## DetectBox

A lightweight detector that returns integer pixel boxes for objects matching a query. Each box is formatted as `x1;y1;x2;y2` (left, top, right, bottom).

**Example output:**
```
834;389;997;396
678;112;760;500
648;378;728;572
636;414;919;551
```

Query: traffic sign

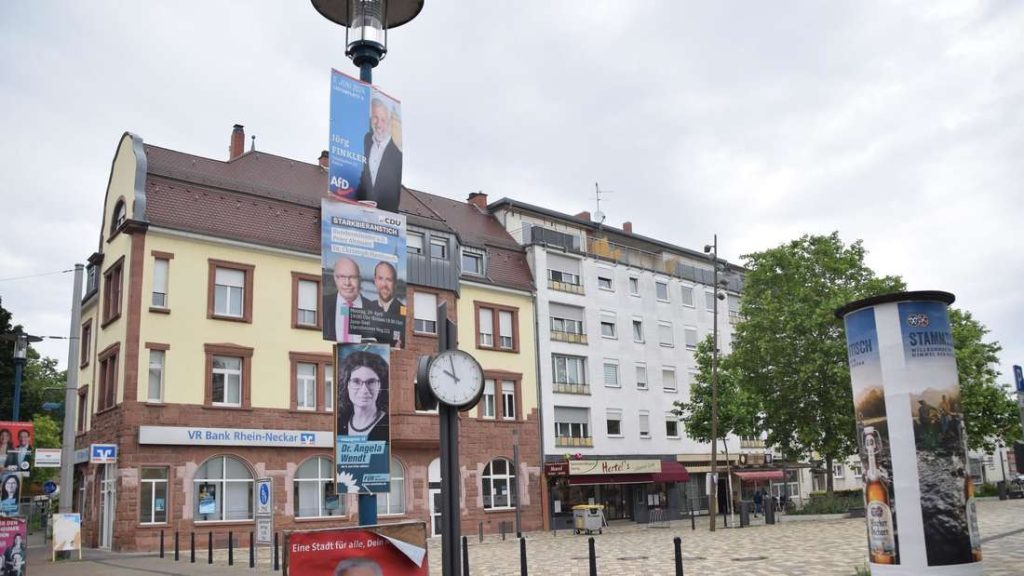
1014;365;1023;393
43;481;57;495
256;478;273;516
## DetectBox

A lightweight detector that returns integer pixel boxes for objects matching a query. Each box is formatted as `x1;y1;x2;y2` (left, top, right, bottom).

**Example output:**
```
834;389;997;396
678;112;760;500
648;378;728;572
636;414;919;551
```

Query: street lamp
3;330;43;421
703;235;727;531
311;0;425;82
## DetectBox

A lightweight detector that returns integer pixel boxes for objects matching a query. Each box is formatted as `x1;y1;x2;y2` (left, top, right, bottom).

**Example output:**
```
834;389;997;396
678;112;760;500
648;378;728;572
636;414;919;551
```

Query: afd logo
300;433;316;446
90;444;118;463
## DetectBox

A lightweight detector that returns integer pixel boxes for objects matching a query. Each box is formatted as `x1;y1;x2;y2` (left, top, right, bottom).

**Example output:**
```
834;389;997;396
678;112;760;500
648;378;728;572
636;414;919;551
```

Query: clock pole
437;301;462;576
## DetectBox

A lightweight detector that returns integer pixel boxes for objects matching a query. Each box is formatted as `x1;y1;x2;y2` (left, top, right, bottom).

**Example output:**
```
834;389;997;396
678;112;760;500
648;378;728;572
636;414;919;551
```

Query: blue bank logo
300;433;315;446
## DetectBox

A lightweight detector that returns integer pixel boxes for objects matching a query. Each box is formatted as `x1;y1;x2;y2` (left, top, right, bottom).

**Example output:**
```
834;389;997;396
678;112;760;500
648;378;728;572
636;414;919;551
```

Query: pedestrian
753;488;763;517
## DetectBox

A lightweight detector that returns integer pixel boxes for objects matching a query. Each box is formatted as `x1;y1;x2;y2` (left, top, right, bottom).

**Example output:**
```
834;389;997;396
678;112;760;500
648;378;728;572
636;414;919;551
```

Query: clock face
428;350;485;408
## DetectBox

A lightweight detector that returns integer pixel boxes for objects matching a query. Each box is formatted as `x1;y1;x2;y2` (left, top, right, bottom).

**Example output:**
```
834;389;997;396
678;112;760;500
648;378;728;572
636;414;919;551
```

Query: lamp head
703;244;713;254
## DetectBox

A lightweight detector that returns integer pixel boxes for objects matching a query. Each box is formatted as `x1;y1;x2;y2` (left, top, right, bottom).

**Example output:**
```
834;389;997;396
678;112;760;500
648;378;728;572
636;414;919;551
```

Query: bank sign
139;426;332;448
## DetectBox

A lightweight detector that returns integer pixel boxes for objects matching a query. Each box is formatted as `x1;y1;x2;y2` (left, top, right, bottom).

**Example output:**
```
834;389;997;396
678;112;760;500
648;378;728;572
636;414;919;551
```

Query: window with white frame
635;363;648;390
297;279;318;327
214;267;245;318
833;463;845;478
628;277;639;296
211;356;242;406
655;281;669;302
152;258;169;308
296;362;317;411
430;237;448;259
140;467;168;524
413;292;438;334
665;415;680;438
705;290;717;312
639;411;651;438
461;248;484;275
324;364;334;412
498;310;514;349
552;355;587;385
681;285;695;307
662;367;677;392
194;456;253;521
554;406;590;441
658;321;674;347
482;458;516;510
478;307;494;347
632;319;644;342
603;361;620;388
147;349;165;402
377;458;406;515
597;275;613;291
407;232;424;255
684;327;698;350
481;380;496;418
606;409;623;436
600;312;617;338
294;457;344;517
501;380;516;420
547;254;582;287
551;313;584;335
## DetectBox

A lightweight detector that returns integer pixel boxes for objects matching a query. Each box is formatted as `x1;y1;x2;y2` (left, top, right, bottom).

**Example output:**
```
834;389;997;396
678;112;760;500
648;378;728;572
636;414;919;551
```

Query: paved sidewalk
29;499;1024;575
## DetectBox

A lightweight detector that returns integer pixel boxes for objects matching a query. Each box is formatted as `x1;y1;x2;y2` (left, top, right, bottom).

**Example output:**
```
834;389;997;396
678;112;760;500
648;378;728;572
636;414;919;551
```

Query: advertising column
838;291;982;575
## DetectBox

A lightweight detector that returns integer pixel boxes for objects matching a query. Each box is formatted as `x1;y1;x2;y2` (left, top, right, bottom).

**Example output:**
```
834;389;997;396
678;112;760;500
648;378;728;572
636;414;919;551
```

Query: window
475;303;519;352
606;409;623;436
597;275;613;291
639;411;651;438
429;237;448;259
205;344;252;408
552;355;587;385
147;347;166;403
554;406;591;447
80;319;92;367
102;257;124;326
658;321;674;347
482;459;517;510
498;311;514;349
85;263;99;298
547;254;583;294
684;327;698;350
635;363;648;390
481;380;496;418
97;343;119;411
833;463;845;479
461;248;484;276
666;415;680;438
632;319;644;343
194;456;253;522
376;458;405;515
603;361;620;388
324;364;334;412
705;290;717;312
501;380;516;420
77;387;89;433
407;232;424;255
655;281;669;302
600;312;617;339
140;467;168;524
662;368;677;392
292;274;320;329
628;277;639;296
294;457;344;518
152;257;170;309
728;294;741;324
478;308;493;346
413;292;438;334
681;285;695;307
208;260;254;323
111;199;127;232
296;362;317;411
550;303;586;344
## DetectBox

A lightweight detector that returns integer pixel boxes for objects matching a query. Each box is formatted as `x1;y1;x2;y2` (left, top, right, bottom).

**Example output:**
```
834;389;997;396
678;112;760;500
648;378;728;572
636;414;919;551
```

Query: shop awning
652;460;689;482
733;469;784;482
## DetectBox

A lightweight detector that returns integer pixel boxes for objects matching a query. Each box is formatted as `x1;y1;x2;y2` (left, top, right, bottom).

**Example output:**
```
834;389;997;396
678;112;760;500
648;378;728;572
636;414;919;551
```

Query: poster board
51;513;82;560
284;521;427;576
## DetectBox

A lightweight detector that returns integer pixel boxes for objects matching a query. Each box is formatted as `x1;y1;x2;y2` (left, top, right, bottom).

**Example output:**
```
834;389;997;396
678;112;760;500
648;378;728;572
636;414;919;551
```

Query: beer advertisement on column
327;70;403;212
321;200;407;348
336;343;391;495
899;300;981;566
844;307;900;565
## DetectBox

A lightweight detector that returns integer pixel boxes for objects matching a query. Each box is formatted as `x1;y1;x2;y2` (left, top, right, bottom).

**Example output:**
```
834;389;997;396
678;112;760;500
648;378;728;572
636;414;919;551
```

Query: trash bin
765;500;776;524
739;501;750;527
572;504;606;535
998;481;1008;500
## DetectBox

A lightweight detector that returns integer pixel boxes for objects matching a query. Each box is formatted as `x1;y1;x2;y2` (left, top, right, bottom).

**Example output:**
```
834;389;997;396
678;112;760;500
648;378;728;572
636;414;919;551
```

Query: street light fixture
311;0;425;82
2;330;43;421
703;235;726;531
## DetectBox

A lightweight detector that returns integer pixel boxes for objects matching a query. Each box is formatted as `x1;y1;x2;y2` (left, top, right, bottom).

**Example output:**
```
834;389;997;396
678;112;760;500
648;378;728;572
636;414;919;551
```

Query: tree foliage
673;335;759;443
30;413;62;486
0;298;68;424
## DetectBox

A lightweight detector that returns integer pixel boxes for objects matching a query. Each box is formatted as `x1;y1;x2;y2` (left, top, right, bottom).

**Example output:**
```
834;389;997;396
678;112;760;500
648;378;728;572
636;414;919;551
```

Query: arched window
112;199;126;231
294;457;344;518
194;455;253;521
376;457;405;516
482;458;516;510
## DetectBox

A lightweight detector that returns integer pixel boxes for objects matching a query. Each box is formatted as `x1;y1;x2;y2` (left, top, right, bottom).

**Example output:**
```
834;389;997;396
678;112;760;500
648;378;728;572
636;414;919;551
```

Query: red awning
733;470;784;482
569;473;653;486
652;460;690;482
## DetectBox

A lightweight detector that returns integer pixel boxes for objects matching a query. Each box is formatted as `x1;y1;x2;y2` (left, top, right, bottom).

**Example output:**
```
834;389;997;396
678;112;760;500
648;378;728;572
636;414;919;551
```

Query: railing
548;279;584;295
552;382;590;395
555;436;593;448
550;330;587;344
586;236;744;293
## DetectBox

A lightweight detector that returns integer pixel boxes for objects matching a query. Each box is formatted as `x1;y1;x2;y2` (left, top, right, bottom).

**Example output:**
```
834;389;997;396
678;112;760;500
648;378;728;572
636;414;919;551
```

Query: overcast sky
2;1;1022;386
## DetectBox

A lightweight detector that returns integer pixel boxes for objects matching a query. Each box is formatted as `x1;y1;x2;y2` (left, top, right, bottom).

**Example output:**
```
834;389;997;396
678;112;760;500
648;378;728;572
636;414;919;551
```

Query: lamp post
311;0;424;83
7;330;43;421
703;235;726;531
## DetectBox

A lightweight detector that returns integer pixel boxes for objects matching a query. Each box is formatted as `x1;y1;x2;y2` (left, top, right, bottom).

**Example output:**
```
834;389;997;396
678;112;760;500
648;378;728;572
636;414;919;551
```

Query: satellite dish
593;210;606;224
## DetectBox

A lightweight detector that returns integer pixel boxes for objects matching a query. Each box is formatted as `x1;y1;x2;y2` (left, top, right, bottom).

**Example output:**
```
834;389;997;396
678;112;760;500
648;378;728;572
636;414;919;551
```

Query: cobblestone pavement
29;499;1024;575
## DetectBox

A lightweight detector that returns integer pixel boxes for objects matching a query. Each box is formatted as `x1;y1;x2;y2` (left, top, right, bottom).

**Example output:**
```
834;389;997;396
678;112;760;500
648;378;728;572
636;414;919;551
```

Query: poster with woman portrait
336;343;391;494
0;517;26;576
0;473;21;517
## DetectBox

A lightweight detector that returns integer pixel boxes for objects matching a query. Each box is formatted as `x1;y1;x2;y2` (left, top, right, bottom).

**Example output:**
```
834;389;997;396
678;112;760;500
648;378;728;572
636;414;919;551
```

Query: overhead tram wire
0;268;75;282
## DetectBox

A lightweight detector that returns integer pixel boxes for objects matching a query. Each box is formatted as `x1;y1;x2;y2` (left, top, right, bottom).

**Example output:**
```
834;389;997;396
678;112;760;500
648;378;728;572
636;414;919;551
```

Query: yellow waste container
572;504;606;535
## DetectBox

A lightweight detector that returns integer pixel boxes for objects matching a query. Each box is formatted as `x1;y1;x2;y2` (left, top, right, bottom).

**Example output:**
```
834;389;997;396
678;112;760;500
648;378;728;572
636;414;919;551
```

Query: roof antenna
250;135;256;152
593;182;611;225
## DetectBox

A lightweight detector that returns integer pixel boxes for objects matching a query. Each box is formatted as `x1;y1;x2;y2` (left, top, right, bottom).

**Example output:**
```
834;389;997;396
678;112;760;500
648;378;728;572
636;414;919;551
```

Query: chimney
318;150;329;169
467;191;488;210
622;221;633;234
575;211;591;221
229;124;245;160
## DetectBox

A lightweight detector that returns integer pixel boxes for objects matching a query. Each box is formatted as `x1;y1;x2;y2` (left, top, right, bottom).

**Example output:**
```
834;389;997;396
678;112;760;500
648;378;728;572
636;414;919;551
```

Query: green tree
730;233;905;493
673;335;758;443
0;297;67;423
950;308;1020;451
29;413;62;487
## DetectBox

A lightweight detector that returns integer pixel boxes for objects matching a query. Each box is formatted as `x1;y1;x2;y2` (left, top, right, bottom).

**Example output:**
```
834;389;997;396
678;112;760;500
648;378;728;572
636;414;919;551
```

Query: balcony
553;382;590;395
548;278;584;295
585;236;744;293
555;436;593;448
740;438;765;449
551;330;588;345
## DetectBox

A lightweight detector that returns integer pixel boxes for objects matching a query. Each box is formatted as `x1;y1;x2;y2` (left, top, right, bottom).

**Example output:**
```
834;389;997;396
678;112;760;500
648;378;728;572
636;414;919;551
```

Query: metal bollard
520;536;528;576
160;530;165;558
190;532;196;563
588;537;597;576
674;536;684;575
462;536;470;576
208;531;213;564
249;532;255;568
274;532;280;571
478;521;484;543
228;531;234;566
690;505;695;531
501;521;506;541
174;531;180;561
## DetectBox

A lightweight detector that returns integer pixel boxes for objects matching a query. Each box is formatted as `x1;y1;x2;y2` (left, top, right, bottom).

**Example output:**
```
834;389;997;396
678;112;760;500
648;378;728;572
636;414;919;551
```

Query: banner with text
285;523;427;576
0;517;26;573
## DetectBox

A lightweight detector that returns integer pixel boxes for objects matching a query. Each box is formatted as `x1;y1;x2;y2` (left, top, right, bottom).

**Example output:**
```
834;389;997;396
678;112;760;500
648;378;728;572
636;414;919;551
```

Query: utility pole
60;264;84;512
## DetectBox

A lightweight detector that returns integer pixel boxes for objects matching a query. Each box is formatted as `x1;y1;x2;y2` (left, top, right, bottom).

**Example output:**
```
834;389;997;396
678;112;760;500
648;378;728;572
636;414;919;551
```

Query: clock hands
449;355;460;383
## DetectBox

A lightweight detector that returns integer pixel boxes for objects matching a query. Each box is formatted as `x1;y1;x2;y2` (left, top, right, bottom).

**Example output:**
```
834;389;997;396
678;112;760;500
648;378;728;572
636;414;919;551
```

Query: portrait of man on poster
356;96;402;212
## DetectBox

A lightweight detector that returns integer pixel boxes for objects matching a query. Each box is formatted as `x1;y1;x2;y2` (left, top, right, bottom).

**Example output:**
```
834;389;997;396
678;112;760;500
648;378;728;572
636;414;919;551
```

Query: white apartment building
487;198;766;528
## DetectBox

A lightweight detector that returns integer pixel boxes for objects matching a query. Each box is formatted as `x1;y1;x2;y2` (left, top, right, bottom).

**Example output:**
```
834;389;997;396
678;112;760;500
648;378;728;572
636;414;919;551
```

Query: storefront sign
544;462;569;476
138;426;331;448
284;522;427;576
89;444;117;464
569;459;662;476
35;448;61;468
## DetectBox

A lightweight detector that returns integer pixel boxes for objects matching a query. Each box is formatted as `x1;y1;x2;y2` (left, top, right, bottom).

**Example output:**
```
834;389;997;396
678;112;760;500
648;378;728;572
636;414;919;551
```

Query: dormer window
461;248;485;276
113;200;126;230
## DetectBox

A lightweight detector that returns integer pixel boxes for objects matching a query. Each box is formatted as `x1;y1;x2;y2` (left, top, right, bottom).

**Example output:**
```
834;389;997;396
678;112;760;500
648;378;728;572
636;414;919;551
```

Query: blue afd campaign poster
328;70;403;212
336;344;391;494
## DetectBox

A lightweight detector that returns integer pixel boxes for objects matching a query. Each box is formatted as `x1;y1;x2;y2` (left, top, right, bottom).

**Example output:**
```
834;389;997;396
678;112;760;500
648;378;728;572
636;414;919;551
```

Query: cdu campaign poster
336;343;391;495
328;70;403;213
321;200;407;347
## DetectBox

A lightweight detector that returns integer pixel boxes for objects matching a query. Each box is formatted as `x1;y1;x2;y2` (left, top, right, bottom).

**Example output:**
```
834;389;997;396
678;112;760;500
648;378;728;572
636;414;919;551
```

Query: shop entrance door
428;458;442;537
99;464;116;549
